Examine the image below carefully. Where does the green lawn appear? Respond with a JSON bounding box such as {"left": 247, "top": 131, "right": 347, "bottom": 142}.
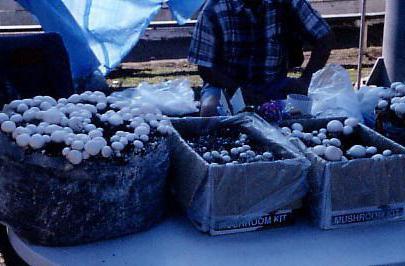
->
{"left": 107, "top": 63, "right": 371, "bottom": 89}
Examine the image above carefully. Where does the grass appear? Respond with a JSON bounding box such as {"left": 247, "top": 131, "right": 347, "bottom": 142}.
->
{"left": 107, "top": 66, "right": 372, "bottom": 89}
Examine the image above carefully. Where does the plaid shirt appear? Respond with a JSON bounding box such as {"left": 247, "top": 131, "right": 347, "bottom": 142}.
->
{"left": 189, "top": 0, "right": 331, "bottom": 85}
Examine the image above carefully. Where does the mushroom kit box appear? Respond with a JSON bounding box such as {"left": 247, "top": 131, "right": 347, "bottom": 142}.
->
{"left": 280, "top": 118, "right": 405, "bottom": 229}
{"left": 169, "top": 113, "right": 310, "bottom": 235}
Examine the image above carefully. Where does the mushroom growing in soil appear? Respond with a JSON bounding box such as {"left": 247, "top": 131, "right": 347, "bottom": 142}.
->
{"left": 326, "top": 120, "right": 344, "bottom": 133}
{"left": 324, "top": 146, "right": 343, "bottom": 161}
{"left": 0, "top": 91, "right": 173, "bottom": 165}
{"left": 347, "top": 145, "right": 367, "bottom": 158}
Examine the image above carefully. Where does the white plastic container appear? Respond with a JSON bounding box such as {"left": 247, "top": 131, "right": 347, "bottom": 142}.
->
{"left": 287, "top": 94, "right": 313, "bottom": 115}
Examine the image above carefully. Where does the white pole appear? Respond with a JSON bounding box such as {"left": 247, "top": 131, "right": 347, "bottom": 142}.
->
{"left": 356, "top": 0, "right": 367, "bottom": 90}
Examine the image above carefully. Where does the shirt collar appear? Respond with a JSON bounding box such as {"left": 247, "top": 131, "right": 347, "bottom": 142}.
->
{"left": 231, "top": 0, "right": 272, "bottom": 13}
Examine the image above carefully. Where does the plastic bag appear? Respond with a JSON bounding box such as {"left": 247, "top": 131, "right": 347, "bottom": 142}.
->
{"left": 357, "top": 86, "right": 386, "bottom": 128}
{"left": 17, "top": 0, "right": 205, "bottom": 78}
{"left": 113, "top": 79, "right": 198, "bottom": 116}
{"left": 309, "top": 64, "right": 363, "bottom": 121}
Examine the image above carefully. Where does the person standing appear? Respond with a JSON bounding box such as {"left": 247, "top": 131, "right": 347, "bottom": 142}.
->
{"left": 189, "top": 0, "right": 333, "bottom": 116}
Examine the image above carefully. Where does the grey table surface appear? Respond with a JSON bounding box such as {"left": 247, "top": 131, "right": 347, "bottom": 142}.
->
{"left": 8, "top": 215, "right": 405, "bottom": 266}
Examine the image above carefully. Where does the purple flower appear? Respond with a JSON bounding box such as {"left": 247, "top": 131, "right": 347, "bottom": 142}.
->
{"left": 258, "top": 101, "right": 284, "bottom": 122}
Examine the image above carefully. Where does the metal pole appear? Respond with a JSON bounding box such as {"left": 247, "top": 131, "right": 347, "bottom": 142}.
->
{"left": 356, "top": 0, "right": 367, "bottom": 90}
{"left": 383, "top": 0, "right": 405, "bottom": 84}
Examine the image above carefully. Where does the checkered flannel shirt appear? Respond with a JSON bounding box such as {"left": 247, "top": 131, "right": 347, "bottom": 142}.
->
{"left": 189, "top": 0, "right": 331, "bottom": 84}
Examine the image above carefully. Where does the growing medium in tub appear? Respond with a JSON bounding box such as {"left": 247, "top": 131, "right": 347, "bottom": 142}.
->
{"left": 184, "top": 126, "right": 281, "bottom": 165}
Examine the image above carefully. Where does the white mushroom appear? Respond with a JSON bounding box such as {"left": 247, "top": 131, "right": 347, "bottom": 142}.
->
{"left": 93, "top": 137, "right": 107, "bottom": 147}
{"left": 82, "top": 151, "right": 90, "bottom": 160}
{"left": 67, "top": 150, "right": 82, "bottom": 165}
{"left": 344, "top": 118, "right": 359, "bottom": 128}
{"left": 347, "top": 145, "right": 367, "bottom": 158}
{"left": 17, "top": 103, "right": 29, "bottom": 113}
{"left": 394, "top": 103, "right": 405, "bottom": 117}
{"left": 89, "top": 129, "right": 103, "bottom": 139}
{"left": 29, "top": 134, "right": 45, "bottom": 149}
{"left": 242, "top": 145, "right": 251, "bottom": 151}
{"left": 149, "top": 120, "right": 159, "bottom": 128}
{"left": 263, "top": 152, "right": 273, "bottom": 160}
{"left": 303, "top": 133, "right": 312, "bottom": 141}
{"left": 120, "top": 137, "right": 129, "bottom": 146}
{"left": 312, "top": 136, "right": 322, "bottom": 145}
{"left": 62, "top": 147, "right": 71, "bottom": 156}
{"left": 16, "top": 134, "right": 31, "bottom": 147}
{"left": 101, "top": 146, "right": 113, "bottom": 158}
{"left": 39, "top": 101, "right": 52, "bottom": 111}
{"left": 51, "top": 130, "right": 67, "bottom": 143}
{"left": 383, "top": 149, "right": 393, "bottom": 156}
{"left": 377, "top": 100, "right": 389, "bottom": 109}
{"left": 246, "top": 150, "right": 256, "bottom": 157}
{"left": 68, "top": 117, "right": 84, "bottom": 132}
{"left": 10, "top": 114, "right": 23, "bottom": 123}
{"left": 68, "top": 94, "right": 81, "bottom": 104}
{"left": 135, "top": 125, "right": 150, "bottom": 136}
{"left": 317, "top": 133, "right": 327, "bottom": 140}
{"left": 84, "top": 140, "right": 103, "bottom": 156}
{"left": 0, "top": 113, "right": 9, "bottom": 123}
{"left": 108, "top": 114, "right": 124, "bottom": 126}
{"left": 291, "top": 123, "right": 303, "bottom": 132}
{"left": 230, "top": 148, "right": 239, "bottom": 156}
{"left": 71, "top": 140, "right": 85, "bottom": 151}
{"left": 1, "top": 121, "right": 16, "bottom": 133}
{"left": 343, "top": 126, "right": 354, "bottom": 135}
{"left": 140, "top": 135, "right": 149, "bottom": 142}
{"left": 222, "top": 155, "right": 231, "bottom": 162}
{"left": 325, "top": 146, "right": 343, "bottom": 161}
{"left": 329, "top": 138, "right": 341, "bottom": 147}
{"left": 157, "top": 125, "right": 167, "bottom": 135}
{"left": 211, "top": 151, "right": 221, "bottom": 159}
{"left": 281, "top": 127, "right": 292, "bottom": 136}
{"left": 327, "top": 120, "right": 344, "bottom": 133}
{"left": 366, "top": 146, "right": 378, "bottom": 155}
{"left": 112, "top": 141, "right": 125, "bottom": 151}
{"left": 371, "top": 154, "right": 384, "bottom": 160}
{"left": 133, "top": 140, "right": 144, "bottom": 150}
{"left": 313, "top": 145, "right": 327, "bottom": 156}
{"left": 291, "top": 130, "right": 304, "bottom": 139}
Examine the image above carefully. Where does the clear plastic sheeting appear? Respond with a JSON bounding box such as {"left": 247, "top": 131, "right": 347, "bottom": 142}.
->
{"left": 169, "top": 113, "right": 310, "bottom": 235}
{"left": 309, "top": 64, "right": 363, "bottom": 122}
{"left": 16, "top": 0, "right": 204, "bottom": 79}
{"left": 112, "top": 79, "right": 198, "bottom": 116}
{"left": 283, "top": 118, "right": 405, "bottom": 229}
{"left": 357, "top": 86, "right": 386, "bottom": 128}
{"left": 168, "top": 0, "right": 204, "bottom": 25}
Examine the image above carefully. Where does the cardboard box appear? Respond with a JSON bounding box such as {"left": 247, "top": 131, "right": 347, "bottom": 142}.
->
{"left": 281, "top": 118, "right": 405, "bottom": 229}
{"left": 169, "top": 114, "right": 310, "bottom": 235}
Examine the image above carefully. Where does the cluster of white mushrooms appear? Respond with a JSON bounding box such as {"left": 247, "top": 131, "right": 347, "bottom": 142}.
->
{"left": 190, "top": 133, "right": 274, "bottom": 165}
{"left": 0, "top": 91, "right": 173, "bottom": 165}
{"left": 281, "top": 118, "right": 393, "bottom": 162}
{"left": 377, "top": 82, "right": 405, "bottom": 118}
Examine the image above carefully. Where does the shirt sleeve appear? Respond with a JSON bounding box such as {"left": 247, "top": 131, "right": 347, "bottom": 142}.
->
{"left": 289, "top": 0, "right": 331, "bottom": 41}
{"left": 188, "top": 9, "right": 219, "bottom": 68}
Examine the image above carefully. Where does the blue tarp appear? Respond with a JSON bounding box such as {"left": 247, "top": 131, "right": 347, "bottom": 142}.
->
{"left": 17, "top": 0, "right": 204, "bottom": 80}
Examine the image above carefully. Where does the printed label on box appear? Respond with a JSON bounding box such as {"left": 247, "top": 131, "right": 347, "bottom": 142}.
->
{"left": 211, "top": 210, "right": 294, "bottom": 235}
{"left": 331, "top": 205, "right": 405, "bottom": 226}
